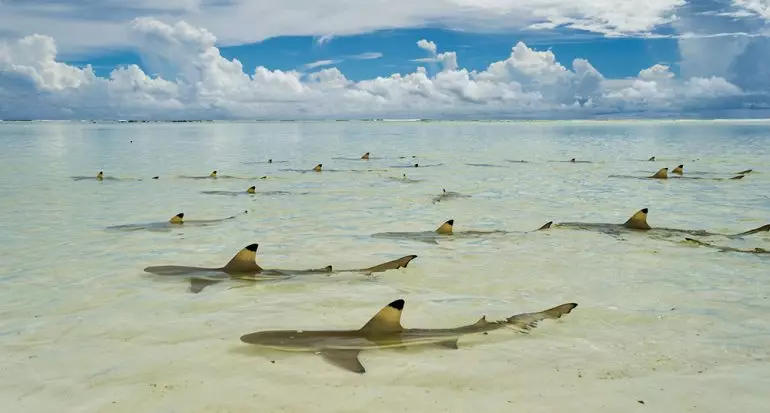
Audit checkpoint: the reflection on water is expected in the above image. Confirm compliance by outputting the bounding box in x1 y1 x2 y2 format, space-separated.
0 120 769 412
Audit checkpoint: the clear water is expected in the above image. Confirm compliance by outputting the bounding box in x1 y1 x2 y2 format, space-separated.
1 120 769 412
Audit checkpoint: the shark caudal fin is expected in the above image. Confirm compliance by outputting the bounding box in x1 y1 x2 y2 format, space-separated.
735 169 753 175
535 221 553 231
672 164 684 175
729 224 770 238
247 186 256 194
651 167 668 179
361 152 370 160
169 213 184 224
361 255 418 273
506 303 578 332
210 170 218 178
435 219 454 235
221 243 263 273
648 156 656 161
96 171 104 180
359 299 405 334
622 208 651 230
313 164 323 172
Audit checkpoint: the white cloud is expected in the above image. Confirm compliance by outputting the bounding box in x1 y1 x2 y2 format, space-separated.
304 59 341 69
348 52 383 60
0 18 756 121
0 0 689 53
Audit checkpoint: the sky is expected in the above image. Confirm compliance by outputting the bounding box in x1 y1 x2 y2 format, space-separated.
0 0 769 120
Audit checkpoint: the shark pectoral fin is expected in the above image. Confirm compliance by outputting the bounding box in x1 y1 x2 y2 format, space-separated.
436 339 459 349
190 277 223 293
319 349 366 374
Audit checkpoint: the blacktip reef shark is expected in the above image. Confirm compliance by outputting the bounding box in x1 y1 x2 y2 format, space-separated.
239 298 578 374
106 210 248 232
331 152 372 161
71 171 142 181
610 167 746 181
683 238 769 254
432 188 472 204
201 185 289 196
386 173 423 183
143 243 419 293
549 158 592 163
372 219 508 244
537 208 769 240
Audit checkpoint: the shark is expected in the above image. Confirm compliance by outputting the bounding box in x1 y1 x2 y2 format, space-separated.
610 167 746 181
106 211 248 232
683 238 769 254
538 208 769 240
201 185 288 196
386 173 423 183
371 219 511 244
239 299 578 374
431 188 472 204
143 243 419 293
71 171 142 181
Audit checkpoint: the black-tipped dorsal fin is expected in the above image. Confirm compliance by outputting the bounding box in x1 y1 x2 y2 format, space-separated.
435 219 454 234
359 299 404 334
222 243 263 273
622 208 651 230
169 213 184 224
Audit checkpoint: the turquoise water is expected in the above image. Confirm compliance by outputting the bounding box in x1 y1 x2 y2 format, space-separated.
1 120 769 412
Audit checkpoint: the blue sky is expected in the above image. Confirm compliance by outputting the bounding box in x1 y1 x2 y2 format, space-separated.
0 0 769 120
62 28 681 82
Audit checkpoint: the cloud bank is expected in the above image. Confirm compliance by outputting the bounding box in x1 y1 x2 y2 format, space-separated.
0 18 763 120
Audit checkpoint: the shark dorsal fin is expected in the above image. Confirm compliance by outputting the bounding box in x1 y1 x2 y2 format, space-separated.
96 171 104 180
169 213 184 224
672 164 684 175
222 243 263 273
359 299 404 334
210 170 218 178
648 156 655 161
622 208 651 230
651 167 668 179
361 152 370 160
247 186 256 194
435 219 454 234
570 158 575 162
313 164 322 172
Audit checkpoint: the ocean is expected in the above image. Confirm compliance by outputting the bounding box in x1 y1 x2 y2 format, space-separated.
1 120 768 412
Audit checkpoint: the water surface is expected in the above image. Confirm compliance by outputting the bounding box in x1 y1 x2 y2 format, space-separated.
1 120 769 412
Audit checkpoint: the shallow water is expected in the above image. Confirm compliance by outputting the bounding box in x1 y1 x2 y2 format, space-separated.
1 120 769 413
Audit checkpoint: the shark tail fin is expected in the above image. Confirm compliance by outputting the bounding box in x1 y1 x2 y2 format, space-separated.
169 213 184 224
435 219 454 234
622 208 651 230
506 303 578 332
222 243 263 273
361 255 418 274
648 156 655 161
359 299 405 333
651 167 668 179
728 224 770 238
535 221 553 231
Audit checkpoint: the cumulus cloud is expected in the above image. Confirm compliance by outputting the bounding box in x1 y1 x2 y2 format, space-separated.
0 18 758 120
0 0 689 53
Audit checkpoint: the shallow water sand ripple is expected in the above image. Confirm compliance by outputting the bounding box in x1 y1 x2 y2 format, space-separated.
0 120 768 413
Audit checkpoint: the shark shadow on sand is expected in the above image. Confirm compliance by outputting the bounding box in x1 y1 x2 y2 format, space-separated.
537 208 769 241
106 211 248 232
143 243 419 293
239 299 578 374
